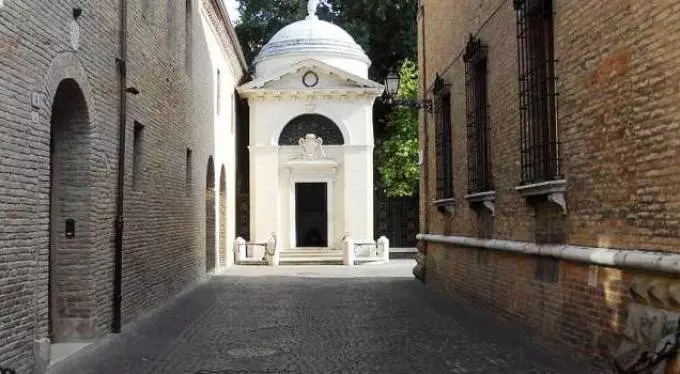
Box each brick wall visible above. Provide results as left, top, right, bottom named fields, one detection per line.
left=0, top=0, right=244, bottom=372
left=419, top=0, right=680, bottom=364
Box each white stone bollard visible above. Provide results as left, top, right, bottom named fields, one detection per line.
left=234, top=237, right=246, bottom=263
left=343, top=237, right=355, bottom=267
left=266, top=233, right=279, bottom=266
left=378, top=236, right=390, bottom=263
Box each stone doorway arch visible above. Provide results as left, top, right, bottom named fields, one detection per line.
left=205, top=157, right=216, bottom=273
left=49, top=78, right=92, bottom=342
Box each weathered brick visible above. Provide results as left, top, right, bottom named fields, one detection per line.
left=0, top=1, right=245, bottom=372
left=419, top=0, right=680, bottom=367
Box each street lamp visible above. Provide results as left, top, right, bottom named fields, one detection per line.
left=382, top=69, right=433, bottom=113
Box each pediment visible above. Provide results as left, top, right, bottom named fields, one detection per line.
left=238, top=59, right=384, bottom=95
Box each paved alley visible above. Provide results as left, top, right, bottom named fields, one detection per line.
left=48, top=261, right=599, bottom=374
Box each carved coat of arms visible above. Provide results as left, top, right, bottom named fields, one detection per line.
left=298, top=133, right=326, bottom=160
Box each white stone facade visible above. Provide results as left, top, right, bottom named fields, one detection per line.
left=238, top=7, right=384, bottom=252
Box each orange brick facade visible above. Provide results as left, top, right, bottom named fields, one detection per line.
left=418, top=0, right=680, bottom=367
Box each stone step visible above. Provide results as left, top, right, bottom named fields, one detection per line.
left=236, top=258, right=268, bottom=265
left=279, top=257, right=343, bottom=265
left=280, top=251, right=342, bottom=258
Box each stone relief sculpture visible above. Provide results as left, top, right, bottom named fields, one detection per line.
left=298, top=133, right=326, bottom=160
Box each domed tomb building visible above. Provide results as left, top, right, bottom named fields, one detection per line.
left=238, top=0, right=384, bottom=255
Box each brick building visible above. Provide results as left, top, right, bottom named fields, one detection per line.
left=417, top=0, right=680, bottom=369
left=0, top=0, right=246, bottom=372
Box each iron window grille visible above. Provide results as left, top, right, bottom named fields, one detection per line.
left=464, top=35, right=493, bottom=194
left=514, top=0, right=561, bottom=185
left=433, top=75, right=453, bottom=201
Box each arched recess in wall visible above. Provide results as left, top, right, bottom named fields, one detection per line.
left=205, top=157, right=216, bottom=273
left=49, top=78, right=93, bottom=342
left=277, top=114, right=345, bottom=145
left=219, top=165, right=227, bottom=268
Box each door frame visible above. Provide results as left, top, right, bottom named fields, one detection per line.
left=289, top=176, right=333, bottom=249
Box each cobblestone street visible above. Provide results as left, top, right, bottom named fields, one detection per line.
left=49, top=261, right=598, bottom=374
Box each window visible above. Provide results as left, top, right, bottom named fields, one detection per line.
left=464, top=35, right=492, bottom=194
left=185, top=0, right=192, bottom=74
left=186, top=148, right=192, bottom=196
left=515, top=0, right=560, bottom=185
left=216, top=69, right=221, bottom=116
left=133, top=122, right=144, bottom=189
left=433, top=75, right=453, bottom=204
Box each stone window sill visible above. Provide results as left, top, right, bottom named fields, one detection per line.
left=515, top=179, right=567, bottom=214
left=432, top=198, right=455, bottom=215
left=464, top=190, right=496, bottom=216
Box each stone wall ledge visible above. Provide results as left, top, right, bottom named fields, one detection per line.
left=417, top=233, right=680, bottom=276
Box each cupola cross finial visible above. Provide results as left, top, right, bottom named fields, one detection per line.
left=307, top=0, right=320, bottom=20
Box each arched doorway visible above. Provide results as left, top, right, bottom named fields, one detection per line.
left=219, top=165, right=227, bottom=267
left=205, top=157, right=216, bottom=273
left=49, top=78, right=92, bottom=342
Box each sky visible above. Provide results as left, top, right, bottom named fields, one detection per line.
left=224, top=0, right=241, bottom=24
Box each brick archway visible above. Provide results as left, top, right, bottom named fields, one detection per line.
left=49, top=78, right=93, bottom=342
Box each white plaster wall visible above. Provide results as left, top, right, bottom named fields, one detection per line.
left=198, top=7, right=240, bottom=267
left=255, top=54, right=369, bottom=79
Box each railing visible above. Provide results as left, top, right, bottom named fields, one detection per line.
left=234, top=233, right=278, bottom=266
left=611, top=318, right=680, bottom=374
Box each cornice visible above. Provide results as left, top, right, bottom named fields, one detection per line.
left=239, top=88, right=384, bottom=101
left=201, top=0, right=248, bottom=80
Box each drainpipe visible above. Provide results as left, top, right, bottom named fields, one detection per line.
left=113, top=0, right=128, bottom=334
left=419, top=3, right=430, bottom=247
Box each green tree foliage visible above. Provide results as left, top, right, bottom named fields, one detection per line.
left=376, top=60, right=419, bottom=197
left=234, top=0, right=417, bottom=81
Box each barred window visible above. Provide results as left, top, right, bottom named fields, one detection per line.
left=433, top=75, right=453, bottom=201
left=514, top=0, right=560, bottom=184
left=464, top=35, right=492, bottom=194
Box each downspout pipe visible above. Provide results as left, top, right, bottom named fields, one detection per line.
left=419, top=3, right=430, bottom=250
left=113, top=0, right=128, bottom=334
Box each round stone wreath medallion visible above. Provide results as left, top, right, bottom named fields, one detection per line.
left=302, top=71, right=319, bottom=87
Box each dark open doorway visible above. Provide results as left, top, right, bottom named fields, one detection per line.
left=295, top=183, right=328, bottom=247
left=49, top=78, right=92, bottom=342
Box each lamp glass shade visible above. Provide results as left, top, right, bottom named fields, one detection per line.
left=385, top=71, right=400, bottom=96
